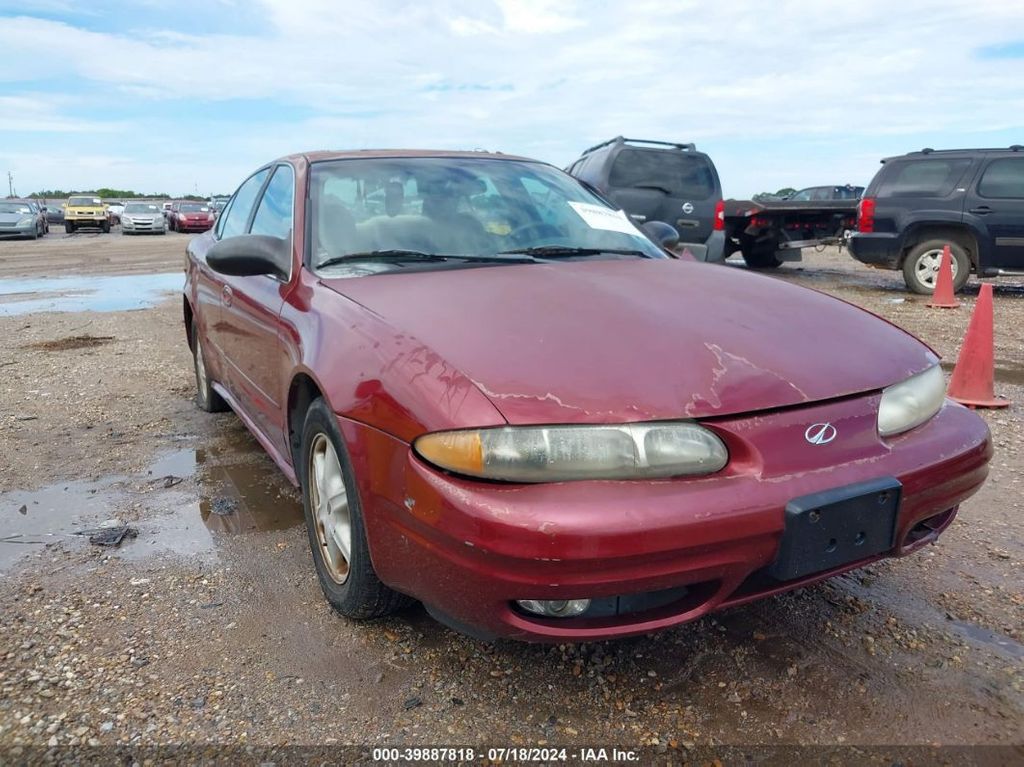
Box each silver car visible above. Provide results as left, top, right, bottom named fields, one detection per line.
left=121, top=202, right=167, bottom=235
left=0, top=200, right=46, bottom=239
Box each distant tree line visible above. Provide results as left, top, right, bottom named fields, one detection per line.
left=26, top=188, right=223, bottom=201
left=752, top=187, right=797, bottom=202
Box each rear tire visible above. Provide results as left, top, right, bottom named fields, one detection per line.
left=300, top=398, right=410, bottom=620
left=741, top=245, right=782, bottom=269
left=902, top=239, right=970, bottom=295
left=191, top=322, right=228, bottom=413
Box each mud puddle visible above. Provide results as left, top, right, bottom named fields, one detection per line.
left=0, top=272, right=183, bottom=315
left=1, top=430, right=303, bottom=571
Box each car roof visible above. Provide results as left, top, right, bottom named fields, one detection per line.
left=882, top=146, right=1024, bottom=162
left=292, top=148, right=538, bottom=164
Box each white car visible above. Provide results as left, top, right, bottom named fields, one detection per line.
left=120, top=202, right=167, bottom=235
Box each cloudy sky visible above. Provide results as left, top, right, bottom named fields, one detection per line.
left=2, top=0, right=1023, bottom=198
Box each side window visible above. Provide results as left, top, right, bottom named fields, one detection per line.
left=572, top=153, right=600, bottom=184
left=878, top=159, right=972, bottom=198
left=250, top=165, right=295, bottom=239
left=978, top=158, right=1024, bottom=199
left=218, top=168, right=270, bottom=239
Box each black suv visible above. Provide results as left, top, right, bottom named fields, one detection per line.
left=848, top=146, right=1024, bottom=293
left=566, top=137, right=725, bottom=262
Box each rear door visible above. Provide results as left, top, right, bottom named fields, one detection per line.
left=968, top=156, right=1024, bottom=269
left=605, top=148, right=719, bottom=244
left=199, top=168, right=270, bottom=365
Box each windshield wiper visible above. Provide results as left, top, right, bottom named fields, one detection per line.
left=497, top=246, right=650, bottom=258
left=317, top=249, right=541, bottom=269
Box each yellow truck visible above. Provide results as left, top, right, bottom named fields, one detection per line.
left=64, top=195, right=111, bottom=233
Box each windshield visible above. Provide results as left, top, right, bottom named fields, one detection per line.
left=69, top=196, right=101, bottom=207
left=0, top=202, right=32, bottom=214
left=180, top=203, right=210, bottom=212
left=310, top=157, right=663, bottom=272
left=125, top=203, right=161, bottom=214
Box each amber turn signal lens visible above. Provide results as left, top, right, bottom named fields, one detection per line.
left=414, top=431, right=484, bottom=475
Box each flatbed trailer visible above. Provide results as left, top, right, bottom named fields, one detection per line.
left=722, top=198, right=858, bottom=269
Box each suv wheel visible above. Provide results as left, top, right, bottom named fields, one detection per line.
left=902, top=239, right=970, bottom=295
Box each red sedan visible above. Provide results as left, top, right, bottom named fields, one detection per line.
left=169, top=201, right=215, bottom=233
left=183, top=150, right=991, bottom=642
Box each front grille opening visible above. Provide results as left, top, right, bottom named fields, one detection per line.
left=904, top=507, right=956, bottom=547
left=511, top=580, right=719, bottom=624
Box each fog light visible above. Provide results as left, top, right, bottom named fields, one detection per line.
left=516, top=599, right=591, bottom=618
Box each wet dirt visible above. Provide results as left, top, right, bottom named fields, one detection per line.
left=21, top=334, right=114, bottom=352
left=0, top=238, right=1020, bottom=752
left=0, top=228, right=187, bottom=279
left=0, top=426, right=302, bottom=572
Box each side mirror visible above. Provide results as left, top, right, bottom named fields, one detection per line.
left=206, top=235, right=290, bottom=279
left=641, top=220, right=680, bottom=250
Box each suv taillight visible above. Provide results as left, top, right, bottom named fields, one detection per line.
left=713, top=199, right=725, bottom=231
left=857, top=197, right=876, bottom=233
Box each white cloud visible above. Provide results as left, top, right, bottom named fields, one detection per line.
left=1, top=0, right=1023, bottom=195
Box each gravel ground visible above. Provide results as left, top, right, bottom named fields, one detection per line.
left=0, top=234, right=1021, bottom=758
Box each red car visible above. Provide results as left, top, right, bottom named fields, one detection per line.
left=169, top=201, right=215, bottom=233
left=183, top=150, right=992, bottom=642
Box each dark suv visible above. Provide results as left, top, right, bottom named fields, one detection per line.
left=848, top=146, right=1024, bottom=293
left=566, top=137, right=725, bottom=262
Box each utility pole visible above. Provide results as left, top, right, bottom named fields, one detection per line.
left=6, top=170, right=13, bottom=198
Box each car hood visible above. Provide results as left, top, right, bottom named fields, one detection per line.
left=0, top=212, right=31, bottom=224
left=321, top=258, right=936, bottom=425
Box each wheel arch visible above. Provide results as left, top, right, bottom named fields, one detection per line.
left=287, top=370, right=328, bottom=470
left=899, top=224, right=979, bottom=271
left=183, top=296, right=195, bottom=352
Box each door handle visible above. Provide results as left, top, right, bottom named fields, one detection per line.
left=221, top=284, right=233, bottom=307
left=969, top=206, right=992, bottom=215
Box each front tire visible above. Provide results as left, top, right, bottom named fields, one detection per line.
left=902, top=239, right=970, bottom=295
left=191, top=322, right=228, bottom=413
left=300, top=398, right=409, bottom=620
left=102, top=220, right=111, bottom=233
left=65, top=222, right=75, bottom=234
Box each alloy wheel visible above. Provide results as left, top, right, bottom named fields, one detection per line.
left=309, top=433, right=352, bottom=584
left=914, top=248, right=958, bottom=290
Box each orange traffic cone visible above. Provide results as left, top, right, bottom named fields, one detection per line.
left=926, top=245, right=960, bottom=308
left=947, top=283, right=1010, bottom=408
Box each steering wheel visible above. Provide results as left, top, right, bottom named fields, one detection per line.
left=508, top=221, right=564, bottom=244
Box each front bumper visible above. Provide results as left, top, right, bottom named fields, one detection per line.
left=66, top=216, right=108, bottom=227
left=0, top=224, right=36, bottom=237
left=123, top=219, right=166, bottom=233
left=177, top=220, right=213, bottom=232
left=345, top=397, right=991, bottom=642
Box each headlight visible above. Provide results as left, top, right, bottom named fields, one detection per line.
left=414, top=422, right=728, bottom=482
left=18, top=217, right=34, bottom=226
left=877, top=364, right=945, bottom=437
